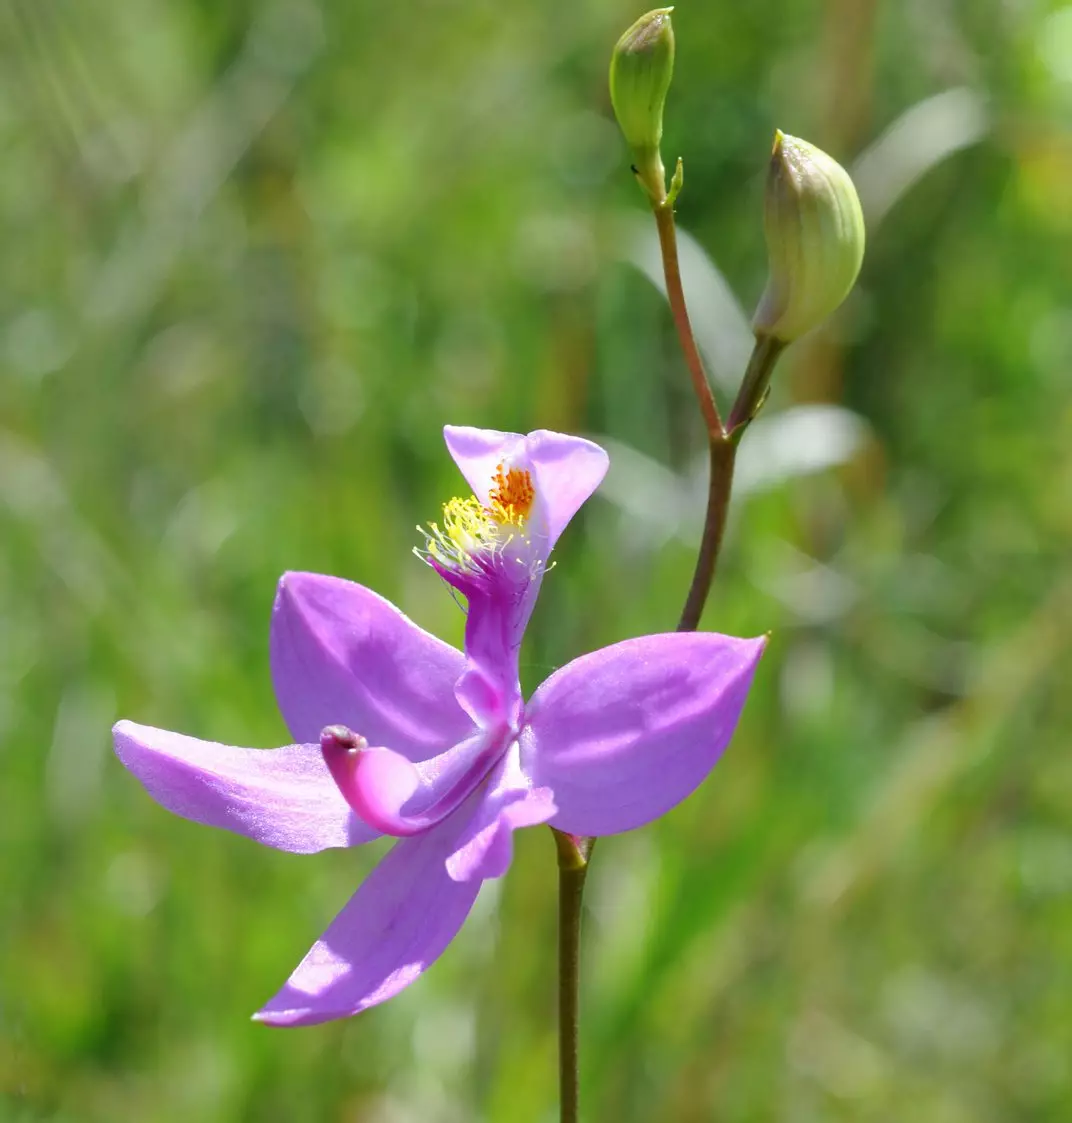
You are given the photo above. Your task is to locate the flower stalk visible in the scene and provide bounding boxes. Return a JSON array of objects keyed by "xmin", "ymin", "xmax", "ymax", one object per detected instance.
[
  {"xmin": 553, "ymin": 829, "xmax": 595, "ymax": 1123},
  {"xmin": 653, "ymin": 197, "xmax": 724, "ymax": 439},
  {"xmin": 727, "ymin": 333, "xmax": 788, "ymax": 437}
]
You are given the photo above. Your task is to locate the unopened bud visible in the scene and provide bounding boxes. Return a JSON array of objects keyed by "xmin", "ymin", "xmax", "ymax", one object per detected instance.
[
  {"xmin": 754, "ymin": 131, "xmax": 865, "ymax": 343},
  {"xmin": 609, "ymin": 8, "xmax": 675, "ymax": 200}
]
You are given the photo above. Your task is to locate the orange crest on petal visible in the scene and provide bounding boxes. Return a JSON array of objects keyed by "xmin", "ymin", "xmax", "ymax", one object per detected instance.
[{"xmin": 488, "ymin": 462, "xmax": 535, "ymax": 525}]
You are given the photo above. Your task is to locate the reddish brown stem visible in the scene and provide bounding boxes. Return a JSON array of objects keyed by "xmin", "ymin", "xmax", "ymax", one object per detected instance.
[{"xmin": 653, "ymin": 203, "xmax": 724, "ymax": 439}]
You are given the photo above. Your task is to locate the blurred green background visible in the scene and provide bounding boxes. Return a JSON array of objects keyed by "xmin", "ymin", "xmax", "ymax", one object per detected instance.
[{"xmin": 3, "ymin": 0, "xmax": 1072, "ymax": 1120}]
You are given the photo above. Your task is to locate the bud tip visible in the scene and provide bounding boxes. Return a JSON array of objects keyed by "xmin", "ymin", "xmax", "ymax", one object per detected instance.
[
  {"xmin": 754, "ymin": 130, "xmax": 865, "ymax": 343},
  {"xmin": 609, "ymin": 8, "xmax": 677, "ymax": 201}
]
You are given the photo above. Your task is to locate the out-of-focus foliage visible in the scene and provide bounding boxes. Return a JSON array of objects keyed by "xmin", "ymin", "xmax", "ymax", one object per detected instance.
[{"xmin": 2, "ymin": 0, "xmax": 1071, "ymax": 1120}]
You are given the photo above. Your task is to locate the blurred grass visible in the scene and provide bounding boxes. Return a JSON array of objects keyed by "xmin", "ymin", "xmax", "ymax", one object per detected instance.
[{"xmin": 2, "ymin": 0, "xmax": 1072, "ymax": 1120}]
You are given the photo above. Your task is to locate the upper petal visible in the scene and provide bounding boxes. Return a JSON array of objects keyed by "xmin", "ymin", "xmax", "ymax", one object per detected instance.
[
  {"xmin": 255, "ymin": 808, "xmax": 483, "ymax": 1026},
  {"xmin": 521, "ymin": 429, "xmax": 610, "ymax": 549},
  {"xmin": 271, "ymin": 572, "xmax": 473, "ymax": 760},
  {"xmin": 443, "ymin": 426, "xmax": 608, "ymax": 550},
  {"xmin": 442, "ymin": 426, "xmax": 525, "ymax": 506},
  {"xmin": 113, "ymin": 720, "xmax": 377, "ymax": 852},
  {"xmin": 522, "ymin": 633, "xmax": 766, "ymax": 837}
]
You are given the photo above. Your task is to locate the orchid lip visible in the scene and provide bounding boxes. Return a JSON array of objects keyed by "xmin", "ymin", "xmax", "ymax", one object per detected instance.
[{"xmin": 320, "ymin": 724, "xmax": 508, "ymax": 838}]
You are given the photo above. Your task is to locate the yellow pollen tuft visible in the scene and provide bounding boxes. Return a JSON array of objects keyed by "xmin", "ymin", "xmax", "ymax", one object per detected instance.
[
  {"xmin": 422, "ymin": 498, "xmax": 495, "ymax": 568},
  {"xmin": 416, "ymin": 463, "xmax": 537, "ymax": 573},
  {"xmin": 487, "ymin": 463, "xmax": 535, "ymax": 526}
]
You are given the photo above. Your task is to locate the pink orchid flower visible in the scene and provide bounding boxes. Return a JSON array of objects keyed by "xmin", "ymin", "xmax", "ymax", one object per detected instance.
[{"xmin": 114, "ymin": 426, "xmax": 765, "ymax": 1026}]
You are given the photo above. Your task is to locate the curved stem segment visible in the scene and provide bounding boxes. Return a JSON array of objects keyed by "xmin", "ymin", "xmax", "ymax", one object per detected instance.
[
  {"xmin": 677, "ymin": 435, "xmax": 736, "ymax": 631},
  {"xmin": 676, "ymin": 335, "xmax": 787, "ymax": 631},
  {"xmin": 650, "ymin": 195, "xmax": 742, "ymax": 631},
  {"xmin": 728, "ymin": 333, "xmax": 787, "ymax": 435},
  {"xmin": 653, "ymin": 202, "xmax": 724, "ymax": 439},
  {"xmin": 553, "ymin": 829, "xmax": 595, "ymax": 1123}
]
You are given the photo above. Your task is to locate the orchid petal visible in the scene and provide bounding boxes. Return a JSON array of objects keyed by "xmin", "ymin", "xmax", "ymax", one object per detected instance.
[
  {"xmin": 521, "ymin": 429, "xmax": 610, "ymax": 549},
  {"xmin": 271, "ymin": 572, "xmax": 472, "ymax": 760},
  {"xmin": 445, "ymin": 740, "xmax": 557, "ymax": 883},
  {"xmin": 255, "ymin": 810, "xmax": 482, "ymax": 1026},
  {"xmin": 452, "ymin": 656, "xmax": 516, "ymax": 730},
  {"xmin": 522, "ymin": 633, "xmax": 766, "ymax": 836},
  {"xmin": 113, "ymin": 720, "xmax": 377, "ymax": 852},
  {"xmin": 443, "ymin": 426, "xmax": 608, "ymax": 550},
  {"xmin": 442, "ymin": 426, "xmax": 525, "ymax": 505}
]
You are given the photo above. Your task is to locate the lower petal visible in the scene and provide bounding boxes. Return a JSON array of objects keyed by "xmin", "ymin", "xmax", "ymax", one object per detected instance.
[
  {"xmin": 445, "ymin": 741, "xmax": 557, "ymax": 883},
  {"xmin": 255, "ymin": 813, "xmax": 482, "ymax": 1026},
  {"xmin": 521, "ymin": 633, "xmax": 766, "ymax": 837},
  {"xmin": 114, "ymin": 720, "xmax": 377, "ymax": 853}
]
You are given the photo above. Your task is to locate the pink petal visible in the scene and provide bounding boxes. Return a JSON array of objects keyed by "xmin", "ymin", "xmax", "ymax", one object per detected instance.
[
  {"xmin": 443, "ymin": 426, "xmax": 608, "ymax": 550},
  {"xmin": 522, "ymin": 633, "xmax": 767, "ymax": 837},
  {"xmin": 442, "ymin": 426, "xmax": 524, "ymax": 506},
  {"xmin": 521, "ymin": 429, "xmax": 609, "ymax": 548},
  {"xmin": 255, "ymin": 811, "xmax": 482, "ymax": 1026},
  {"xmin": 445, "ymin": 740, "xmax": 557, "ymax": 882},
  {"xmin": 271, "ymin": 572, "xmax": 473, "ymax": 760},
  {"xmin": 113, "ymin": 720, "xmax": 377, "ymax": 852}
]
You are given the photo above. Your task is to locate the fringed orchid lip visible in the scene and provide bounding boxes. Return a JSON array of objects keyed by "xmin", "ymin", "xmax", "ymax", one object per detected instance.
[{"xmin": 320, "ymin": 724, "xmax": 506, "ymax": 838}]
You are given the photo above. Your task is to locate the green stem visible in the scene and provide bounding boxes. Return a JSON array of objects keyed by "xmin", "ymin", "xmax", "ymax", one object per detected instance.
[
  {"xmin": 553, "ymin": 829, "xmax": 595, "ymax": 1123},
  {"xmin": 677, "ymin": 335, "xmax": 786, "ymax": 631},
  {"xmin": 727, "ymin": 333, "xmax": 787, "ymax": 436},
  {"xmin": 677, "ymin": 434, "xmax": 736, "ymax": 631},
  {"xmin": 649, "ymin": 184, "xmax": 792, "ymax": 631}
]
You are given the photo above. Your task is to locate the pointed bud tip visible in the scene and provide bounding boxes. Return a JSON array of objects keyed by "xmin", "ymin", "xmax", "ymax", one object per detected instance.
[
  {"xmin": 754, "ymin": 130, "xmax": 865, "ymax": 343},
  {"xmin": 617, "ymin": 7, "xmax": 674, "ymax": 54}
]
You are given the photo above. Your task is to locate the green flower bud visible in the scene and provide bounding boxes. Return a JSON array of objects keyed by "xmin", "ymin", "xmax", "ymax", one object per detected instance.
[
  {"xmin": 609, "ymin": 8, "xmax": 675, "ymax": 201},
  {"xmin": 754, "ymin": 131, "xmax": 865, "ymax": 343}
]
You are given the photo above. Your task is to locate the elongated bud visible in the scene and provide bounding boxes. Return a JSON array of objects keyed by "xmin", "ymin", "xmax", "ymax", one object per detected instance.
[
  {"xmin": 609, "ymin": 8, "xmax": 675, "ymax": 201},
  {"xmin": 754, "ymin": 131, "xmax": 865, "ymax": 343}
]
